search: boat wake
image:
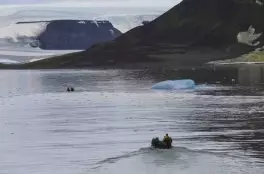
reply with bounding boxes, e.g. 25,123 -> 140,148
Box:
86,144 -> 256,174
90,145 -> 239,171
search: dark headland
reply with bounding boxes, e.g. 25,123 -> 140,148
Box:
1,0 -> 264,69
17,20 -> 122,50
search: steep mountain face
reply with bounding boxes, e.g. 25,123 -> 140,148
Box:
34,20 -> 122,50
17,0 -> 264,68
117,0 -> 264,48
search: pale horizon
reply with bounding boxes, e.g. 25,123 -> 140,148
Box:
0,0 -> 182,8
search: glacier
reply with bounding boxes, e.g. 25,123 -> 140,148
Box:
0,58 -> 19,64
151,79 -> 196,90
0,1 -> 181,64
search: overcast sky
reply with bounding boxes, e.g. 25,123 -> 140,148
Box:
0,0 -> 180,6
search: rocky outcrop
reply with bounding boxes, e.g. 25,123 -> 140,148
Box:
33,20 -> 122,50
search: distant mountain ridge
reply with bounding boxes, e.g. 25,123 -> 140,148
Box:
2,0 -> 264,69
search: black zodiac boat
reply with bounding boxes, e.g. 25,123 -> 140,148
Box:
151,137 -> 172,149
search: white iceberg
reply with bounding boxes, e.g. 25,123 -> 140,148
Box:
151,79 -> 196,90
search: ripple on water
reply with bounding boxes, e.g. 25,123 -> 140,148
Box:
0,70 -> 264,174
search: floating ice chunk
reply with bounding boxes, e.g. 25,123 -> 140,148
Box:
151,79 -> 196,90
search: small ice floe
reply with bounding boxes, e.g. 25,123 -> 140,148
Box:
237,25 -> 262,46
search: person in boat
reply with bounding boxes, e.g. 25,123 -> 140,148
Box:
67,87 -> 75,92
163,133 -> 172,148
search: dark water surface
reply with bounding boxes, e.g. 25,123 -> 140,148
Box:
0,69 -> 263,174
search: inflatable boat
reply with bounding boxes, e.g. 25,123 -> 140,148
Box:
151,137 -> 172,149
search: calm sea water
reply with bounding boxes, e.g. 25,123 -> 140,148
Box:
0,70 -> 264,174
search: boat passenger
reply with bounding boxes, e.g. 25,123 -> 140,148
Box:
163,133 -> 172,148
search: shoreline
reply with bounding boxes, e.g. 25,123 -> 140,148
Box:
206,62 -> 264,69
207,62 -> 264,65
2,61 -> 264,71
0,48 -> 248,70
0,47 -> 262,70
1,59 -> 264,87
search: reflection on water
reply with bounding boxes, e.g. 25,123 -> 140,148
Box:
237,64 -> 264,86
185,97 -> 264,159
146,64 -> 264,87
208,64 -> 264,86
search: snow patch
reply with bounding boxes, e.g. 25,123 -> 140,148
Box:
109,29 -> 114,35
91,21 -> 99,28
256,0 -> 263,6
29,57 -> 47,62
237,25 -> 262,46
78,21 -> 86,24
94,14 -> 158,33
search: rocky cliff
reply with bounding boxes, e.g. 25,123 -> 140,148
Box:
32,20 -> 122,50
